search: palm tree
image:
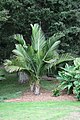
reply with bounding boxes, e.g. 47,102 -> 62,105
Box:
4,24 -> 74,95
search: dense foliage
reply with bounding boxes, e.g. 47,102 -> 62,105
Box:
57,58 -> 80,100
0,0 -> 80,62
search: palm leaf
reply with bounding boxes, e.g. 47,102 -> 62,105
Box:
47,32 -> 65,48
54,53 -> 74,65
31,24 -> 46,53
13,44 -> 29,61
43,40 -> 60,60
14,34 -> 27,47
44,53 -> 74,69
4,58 -> 33,73
13,44 -> 36,72
74,58 -> 80,68
12,49 -> 24,57
4,24 -> 74,85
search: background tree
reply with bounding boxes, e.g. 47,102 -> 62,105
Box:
0,9 -> 10,63
0,0 -> 80,62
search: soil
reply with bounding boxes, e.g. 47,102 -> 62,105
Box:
5,89 -> 76,102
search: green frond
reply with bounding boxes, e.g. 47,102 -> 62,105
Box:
31,24 -> 46,52
4,59 -> 24,73
14,34 -> 27,46
4,58 -> 33,73
5,66 -> 22,73
74,58 -> 80,68
12,49 -> 24,57
54,53 -> 74,65
44,53 -> 74,69
13,45 -> 28,63
43,40 -> 60,60
47,32 -> 65,48
4,23 -> 74,81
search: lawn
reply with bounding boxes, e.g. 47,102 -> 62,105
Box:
0,71 -> 56,101
0,72 -> 29,101
0,70 -> 80,120
0,101 -> 80,120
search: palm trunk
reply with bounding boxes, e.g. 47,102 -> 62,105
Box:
30,80 -> 40,95
30,75 -> 40,95
34,80 -> 40,95
30,83 -> 35,92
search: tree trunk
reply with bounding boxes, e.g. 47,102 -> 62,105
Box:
30,83 -> 35,92
34,80 -> 40,95
18,71 -> 29,83
30,81 -> 40,95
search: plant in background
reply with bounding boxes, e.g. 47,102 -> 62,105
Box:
0,10 -> 9,22
57,58 -> 80,100
57,64 -> 76,94
52,88 -> 60,97
74,81 -> 80,101
4,24 -> 73,95
0,0 -> 80,62
73,58 -> 80,100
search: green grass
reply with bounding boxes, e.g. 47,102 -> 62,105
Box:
0,72 -> 56,101
0,101 -> 80,120
0,72 -> 29,101
0,70 -> 80,120
41,79 -> 58,91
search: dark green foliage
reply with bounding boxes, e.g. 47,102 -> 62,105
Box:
57,64 -> 75,94
57,58 -> 80,100
74,81 -> 80,101
52,88 -> 60,97
0,0 -> 80,62
0,69 -> 5,80
0,10 -> 9,22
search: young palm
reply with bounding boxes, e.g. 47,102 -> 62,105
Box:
4,24 -> 73,95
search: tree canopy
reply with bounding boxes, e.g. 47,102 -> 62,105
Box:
0,0 -> 80,62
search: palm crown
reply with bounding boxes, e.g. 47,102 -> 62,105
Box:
4,24 -> 73,94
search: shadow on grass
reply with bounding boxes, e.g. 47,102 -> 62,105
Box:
0,72 -> 29,101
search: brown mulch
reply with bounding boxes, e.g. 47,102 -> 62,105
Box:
5,89 -> 76,102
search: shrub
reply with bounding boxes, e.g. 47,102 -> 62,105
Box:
57,58 -> 80,100
74,81 -> 80,100
57,64 -> 75,94
52,88 -> 60,97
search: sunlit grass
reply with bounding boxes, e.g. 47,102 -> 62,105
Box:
0,101 -> 80,120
